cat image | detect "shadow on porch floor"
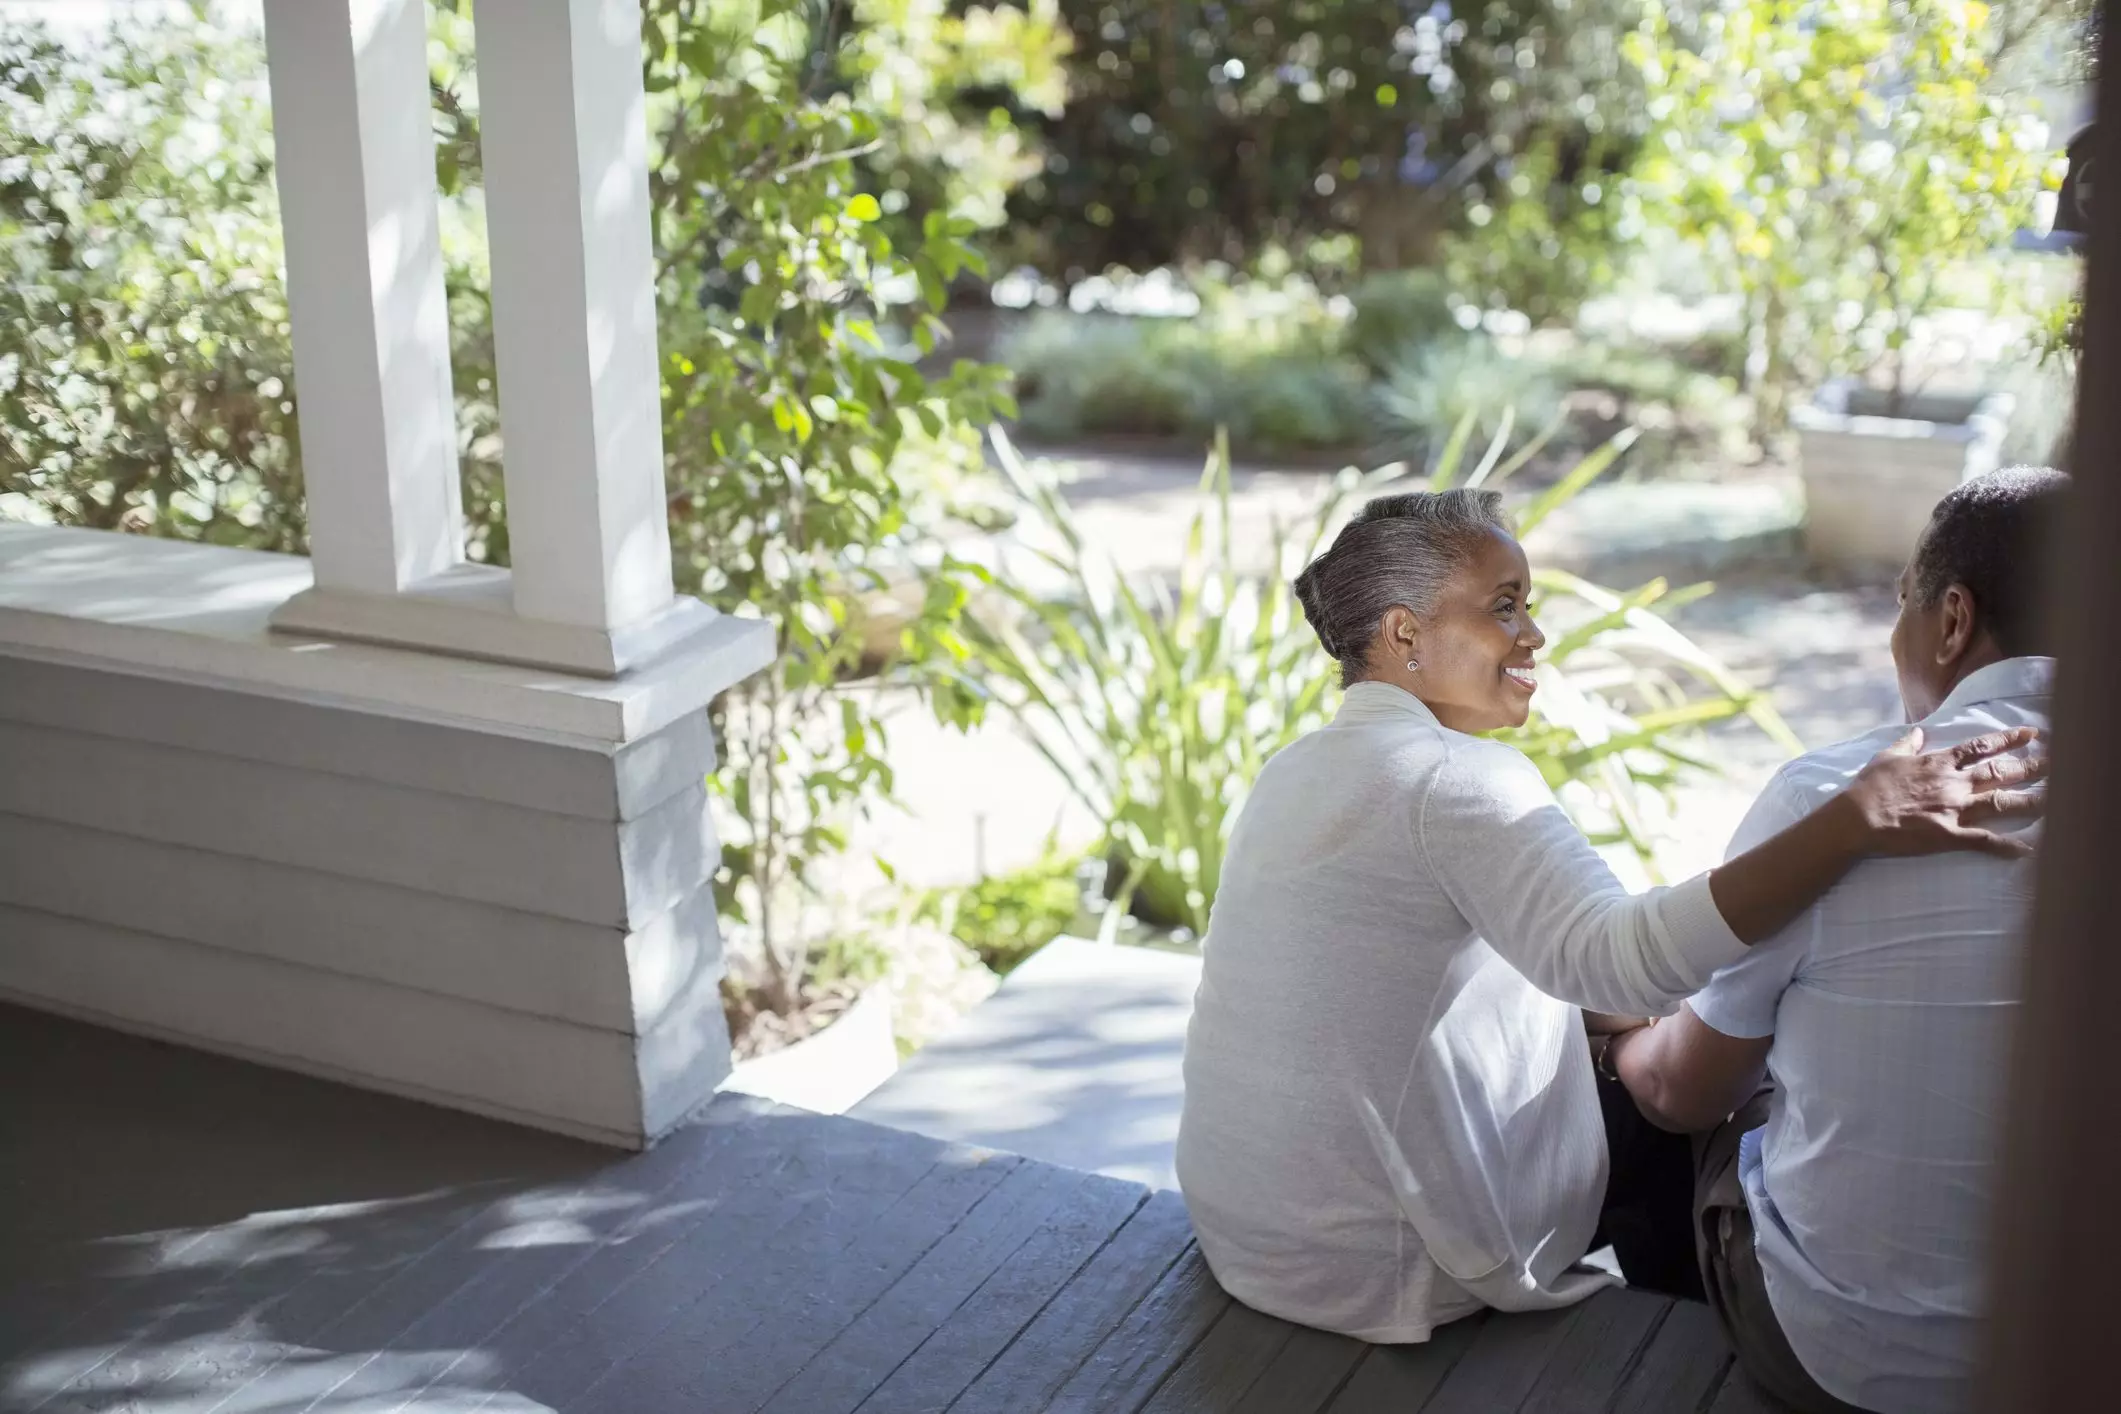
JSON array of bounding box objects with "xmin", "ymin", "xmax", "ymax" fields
[{"xmin": 0, "ymin": 1003, "xmax": 1771, "ymax": 1413}]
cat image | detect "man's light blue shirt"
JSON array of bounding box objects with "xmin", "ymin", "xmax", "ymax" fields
[{"xmin": 1692, "ymin": 657, "xmax": 2051, "ymax": 1414}]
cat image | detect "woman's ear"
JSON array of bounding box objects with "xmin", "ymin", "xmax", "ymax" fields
[{"xmin": 1380, "ymin": 605, "xmax": 1420, "ymax": 661}]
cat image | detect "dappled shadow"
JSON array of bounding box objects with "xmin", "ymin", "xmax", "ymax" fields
[
  {"xmin": 0, "ymin": 1005, "xmax": 820, "ymax": 1414},
  {"xmin": 852, "ymin": 952, "xmax": 1198, "ymax": 1191},
  {"xmin": 0, "ymin": 524, "xmax": 312, "ymax": 639}
]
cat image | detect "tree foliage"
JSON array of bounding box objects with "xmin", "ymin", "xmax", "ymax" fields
[
  {"xmin": 631, "ymin": 0, "xmax": 1030, "ymax": 1009},
  {"xmin": 997, "ymin": 0, "xmax": 1655, "ymax": 318},
  {"xmin": 1632, "ymin": 0, "xmax": 2061, "ymax": 429},
  {"xmin": 0, "ymin": 18, "xmax": 301, "ymax": 546}
]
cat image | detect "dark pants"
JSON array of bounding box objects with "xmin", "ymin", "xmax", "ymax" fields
[
  {"xmin": 1691, "ymin": 1092, "xmax": 1869, "ymax": 1414},
  {"xmin": 1594, "ymin": 1075, "xmax": 1869, "ymax": 1414},
  {"xmin": 1592, "ymin": 1065, "xmax": 1705, "ymax": 1301}
]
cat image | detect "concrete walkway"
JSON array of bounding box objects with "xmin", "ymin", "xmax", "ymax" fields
[{"xmin": 853, "ymin": 938, "xmax": 1201, "ymax": 1191}]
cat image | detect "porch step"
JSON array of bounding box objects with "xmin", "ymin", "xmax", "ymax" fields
[{"xmin": 852, "ymin": 936, "xmax": 1201, "ymax": 1190}]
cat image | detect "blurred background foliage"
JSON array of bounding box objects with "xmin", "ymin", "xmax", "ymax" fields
[{"xmin": 0, "ymin": 0, "xmax": 2092, "ymax": 1040}]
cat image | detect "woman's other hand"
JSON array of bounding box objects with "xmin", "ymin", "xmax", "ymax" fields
[{"xmin": 1838, "ymin": 726, "xmax": 2048, "ymax": 859}]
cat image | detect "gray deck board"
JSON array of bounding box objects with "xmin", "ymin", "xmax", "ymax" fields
[
  {"xmin": 1039, "ymin": 1245, "xmax": 1232, "ymax": 1412},
  {"xmin": 736, "ymin": 1159, "xmax": 1091, "ymax": 1414},
  {"xmin": 1518, "ymin": 1287, "xmax": 1674, "ymax": 1414},
  {"xmin": 455, "ymin": 1111, "xmax": 909, "ymax": 1414},
  {"xmin": 213, "ymin": 1104, "xmax": 779, "ymax": 1414},
  {"xmin": 1706, "ymin": 1367, "xmax": 1786, "ymax": 1413},
  {"xmin": 944, "ymin": 1191, "xmax": 1197, "ymax": 1414},
  {"xmin": 1322, "ymin": 1314, "xmax": 1485, "ymax": 1412},
  {"xmin": 564, "ymin": 1134, "xmax": 974, "ymax": 1414},
  {"xmin": 837, "ymin": 1175, "xmax": 1149, "ymax": 1414},
  {"xmin": 1612, "ymin": 1300, "xmax": 1737, "ymax": 1413},
  {"xmin": 1228, "ymin": 1326, "xmax": 1370, "ymax": 1414},
  {"xmin": 1421, "ymin": 1304, "xmax": 1587, "ymax": 1414},
  {"xmin": 1136, "ymin": 1300, "xmax": 1298, "ymax": 1413},
  {"xmin": 0, "ymin": 1004, "xmax": 1745, "ymax": 1414}
]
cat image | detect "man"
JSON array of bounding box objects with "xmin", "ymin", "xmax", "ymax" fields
[{"xmin": 1601, "ymin": 466, "xmax": 2066, "ymax": 1413}]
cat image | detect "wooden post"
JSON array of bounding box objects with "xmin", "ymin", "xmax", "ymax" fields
[
  {"xmin": 260, "ymin": 0, "xmax": 463, "ymax": 595},
  {"xmin": 1976, "ymin": 4, "xmax": 2120, "ymax": 1406},
  {"xmin": 473, "ymin": 0, "xmax": 677, "ymax": 637}
]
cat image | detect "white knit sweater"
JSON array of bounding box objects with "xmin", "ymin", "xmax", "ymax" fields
[{"xmin": 1176, "ymin": 681, "xmax": 1748, "ymax": 1342}]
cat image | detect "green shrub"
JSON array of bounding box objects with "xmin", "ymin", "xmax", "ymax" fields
[
  {"xmin": 917, "ymin": 846, "xmax": 1089, "ymax": 975},
  {"xmin": 1549, "ymin": 343, "xmax": 1741, "ymax": 429},
  {"xmin": 0, "ymin": 22, "xmax": 302, "ymax": 546},
  {"xmin": 1344, "ymin": 270, "xmax": 1466, "ymax": 374},
  {"xmin": 1373, "ymin": 338, "xmax": 1564, "ymax": 470},
  {"xmin": 1004, "ymin": 316, "xmax": 1211, "ymax": 442},
  {"xmin": 1002, "ymin": 313, "xmax": 1372, "ymax": 454},
  {"xmin": 951, "ymin": 419, "xmax": 1798, "ymax": 936},
  {"xmin": 1217, "ymin": 350, "xmax": 1376, "ymax": 453}
]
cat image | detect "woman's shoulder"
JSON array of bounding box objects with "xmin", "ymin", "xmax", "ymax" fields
[{"xmin": 1423, "ymin": 733, "xmax": 1553, "ymax": 810}]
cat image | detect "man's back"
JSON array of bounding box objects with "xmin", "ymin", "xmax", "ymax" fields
[{"xmin": 1691, "ymin": 657, "xmax": 2050, "ymax": 1412}]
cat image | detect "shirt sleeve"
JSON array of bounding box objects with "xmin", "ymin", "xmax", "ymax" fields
[
  {"xmin": 1417, "ymin": 737, "xmax": 1749, "ymax": 1018},
  {"xmin": 1685, "ymin": 770, "xmax": 1814, "ymax": 1040}
]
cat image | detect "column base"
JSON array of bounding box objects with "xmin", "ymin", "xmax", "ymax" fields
[{"xmin": 270, "ymin": 563, "xmax": 728, "ymax": 678}]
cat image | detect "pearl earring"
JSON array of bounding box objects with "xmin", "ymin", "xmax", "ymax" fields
[{"xmin": 1406, "ymin": 658, "xmax": 1419, "ymax": 672}]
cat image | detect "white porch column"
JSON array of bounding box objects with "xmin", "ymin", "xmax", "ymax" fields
[
  {"xmin": 263, "ymin": 0, "xmax": 722, "ymax": 677},
  {"xmin": 260, "ymin": 0, "xmax": 462, "ymax": 595},
  {"xmin": 474, "ymin": 0, "xmax": 680, "ymax": 642}
]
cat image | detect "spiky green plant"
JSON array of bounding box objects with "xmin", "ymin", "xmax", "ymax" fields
[{"xmin": 957, "ymin": 414, "xmax": 1798, "ymax": 936}]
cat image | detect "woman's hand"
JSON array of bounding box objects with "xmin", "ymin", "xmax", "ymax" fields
[{"xmin": 1838, "ymin": 726, "xmax": 2048, "ymax": 859}]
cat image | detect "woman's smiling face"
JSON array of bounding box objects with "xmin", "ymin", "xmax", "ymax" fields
[{"xmin": 1399, "ymin": 525, "xmax": 1545, "ymax": 733}]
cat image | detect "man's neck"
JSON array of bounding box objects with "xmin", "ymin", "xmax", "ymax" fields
[{"xmin": 1938, "ymin": 642, "xmax": 2010, "ymax": 701}]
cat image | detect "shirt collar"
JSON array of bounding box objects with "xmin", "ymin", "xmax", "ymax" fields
[
  {"xmin": 1931, "ymin": 656, "xmax": 2055, "ymax": 721},
  {"xmin": 1335, "ymin": 679, "xmax": 1443, "ymax": 728}
]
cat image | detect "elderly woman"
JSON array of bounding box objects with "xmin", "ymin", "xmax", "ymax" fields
[{"xmin": 1175, "ymin": 488, "xmax": 2040, "ymax": 1343}]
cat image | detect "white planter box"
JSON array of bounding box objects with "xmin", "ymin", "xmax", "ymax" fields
[
  {"xmin": 1794, "ymin": 381, "xmax": 2014, "ymax": 573},
  {"xmin": 722, "ymin": 986, "xmax": 899, "ymax": 1115}
]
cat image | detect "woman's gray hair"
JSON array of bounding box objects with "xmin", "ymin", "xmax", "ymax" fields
[{"xmin": 1294, "ymin": 489, "xmax": 1509, "ymax": 686}]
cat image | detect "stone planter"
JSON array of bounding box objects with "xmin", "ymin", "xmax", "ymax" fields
[{"xmin": 1794, "ymin": 380, "xmax": 2014, "ymax": 573}]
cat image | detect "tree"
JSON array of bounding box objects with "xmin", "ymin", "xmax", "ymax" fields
[
  {"xmin": 996, "ymin": 0, "xmax": 1656, "ymax": 319},
  {"xmin": 1632, "ymin": 0, "xmax": 2060, "ymax": 432}
]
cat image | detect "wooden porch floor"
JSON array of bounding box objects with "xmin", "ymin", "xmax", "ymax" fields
[{"xmin": 0, "ymin": 1005, "xmax": 1774, "ymax": 1413}]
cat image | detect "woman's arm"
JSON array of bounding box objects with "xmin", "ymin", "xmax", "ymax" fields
[
  {"xmin": 1420, "ymin": 727, "xmax": 2044, "ymax": 1017},
  {"xmin": 1705, "ymin": 725, "xmax": 2043, "ymax": 943}
]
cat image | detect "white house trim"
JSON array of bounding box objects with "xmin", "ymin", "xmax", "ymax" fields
[
  {"xmin": 1, "ymin": 0, "xmax": 773, "ymax": 1148},
  {"xmin": 0, "ymin": 524, "xmax": 772, "ymax": 748},
  {"xmin": 257, "ymin": 0, "xmax": 730, "ymax": 680},
  {"xmin": 260, "ymin": 0, "xmax": 465, "ymax": 597},
  {"xmin": 475, "ymin": 0, "xmax": 680, "ymax": 642}
]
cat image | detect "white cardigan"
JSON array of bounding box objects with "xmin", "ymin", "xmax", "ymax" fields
[{"xmin": 1176, "ymin": 681, "xmax": 1748, "ymax": 1342}]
